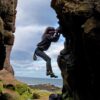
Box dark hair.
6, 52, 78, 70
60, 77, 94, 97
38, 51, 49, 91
44, 27, 55, 34
42, 27, 55, 39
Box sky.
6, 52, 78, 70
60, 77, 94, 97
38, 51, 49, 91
11, 0, 65, 79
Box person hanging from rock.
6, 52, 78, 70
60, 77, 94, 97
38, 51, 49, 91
33, 26, 61, 78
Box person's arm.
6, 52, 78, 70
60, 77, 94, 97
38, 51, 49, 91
45, 32, 60, 42
51, 26, 62, 42
51, 33, 60, 42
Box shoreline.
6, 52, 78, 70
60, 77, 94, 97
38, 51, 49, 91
29, 83, 62, 92
15, 76, 63, 88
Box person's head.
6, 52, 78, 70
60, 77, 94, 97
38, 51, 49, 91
44, 27, 55, 35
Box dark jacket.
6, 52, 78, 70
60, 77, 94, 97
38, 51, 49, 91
37, 33, 60, 51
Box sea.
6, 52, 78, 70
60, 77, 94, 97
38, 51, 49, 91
16, 77, 63, 88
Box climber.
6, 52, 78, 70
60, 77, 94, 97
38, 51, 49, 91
33, 27, 60, 78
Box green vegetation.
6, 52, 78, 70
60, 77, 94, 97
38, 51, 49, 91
0, 80, 61, 100
32, 93, 40, 99
15, 84, 31, 95
3, 84, 15, 91
0, 82, 3, 93
0, 82, 32, 100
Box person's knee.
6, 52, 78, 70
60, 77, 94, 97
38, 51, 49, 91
35, 48, 40, 54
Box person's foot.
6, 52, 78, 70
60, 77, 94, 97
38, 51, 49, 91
46, 70, 58, 78
33, 53, 37, 61
50, 73, 58, 78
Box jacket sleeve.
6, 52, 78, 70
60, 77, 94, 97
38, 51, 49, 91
51, 33, 60, 42
45, 33, 60, 42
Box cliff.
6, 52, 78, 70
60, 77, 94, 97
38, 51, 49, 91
0, 0, 17, 74
0, 69, 40, 100
0, 1, 61, 100
0, 0, 33, 99
1, 0, 100, 100
0, 70, 62, 100
51, 0, 100, 100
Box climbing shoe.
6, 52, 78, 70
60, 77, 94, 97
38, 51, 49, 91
50, 73, 58, 78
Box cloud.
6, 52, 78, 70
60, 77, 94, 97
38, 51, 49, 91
16, 0, 58, 26
45, 35, 65, 59
13, 0, 60, 53
13, 25, 46, 51
11, 0, 64, 78
12, 59, 62, 78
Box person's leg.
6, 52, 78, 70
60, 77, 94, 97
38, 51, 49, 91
35, 48, 58, 78
35, 48, 53, 73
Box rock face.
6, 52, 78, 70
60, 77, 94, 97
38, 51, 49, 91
0, 0, 17, 75
0, 69, 33, 100
51, 0, 100, 100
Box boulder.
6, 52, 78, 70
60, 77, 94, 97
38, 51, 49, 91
51, 0, 100, 100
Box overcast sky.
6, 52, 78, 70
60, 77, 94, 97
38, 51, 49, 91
11, 0, 65, 79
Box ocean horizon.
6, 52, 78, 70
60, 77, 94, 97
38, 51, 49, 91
16, 76, 63, 88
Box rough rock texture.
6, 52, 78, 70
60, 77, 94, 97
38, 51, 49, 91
0, 69, 33, 100
51, 0, 100, 100
0, 0, 17, 74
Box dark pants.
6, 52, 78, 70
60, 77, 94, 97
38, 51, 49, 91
35, 48, 53, 73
